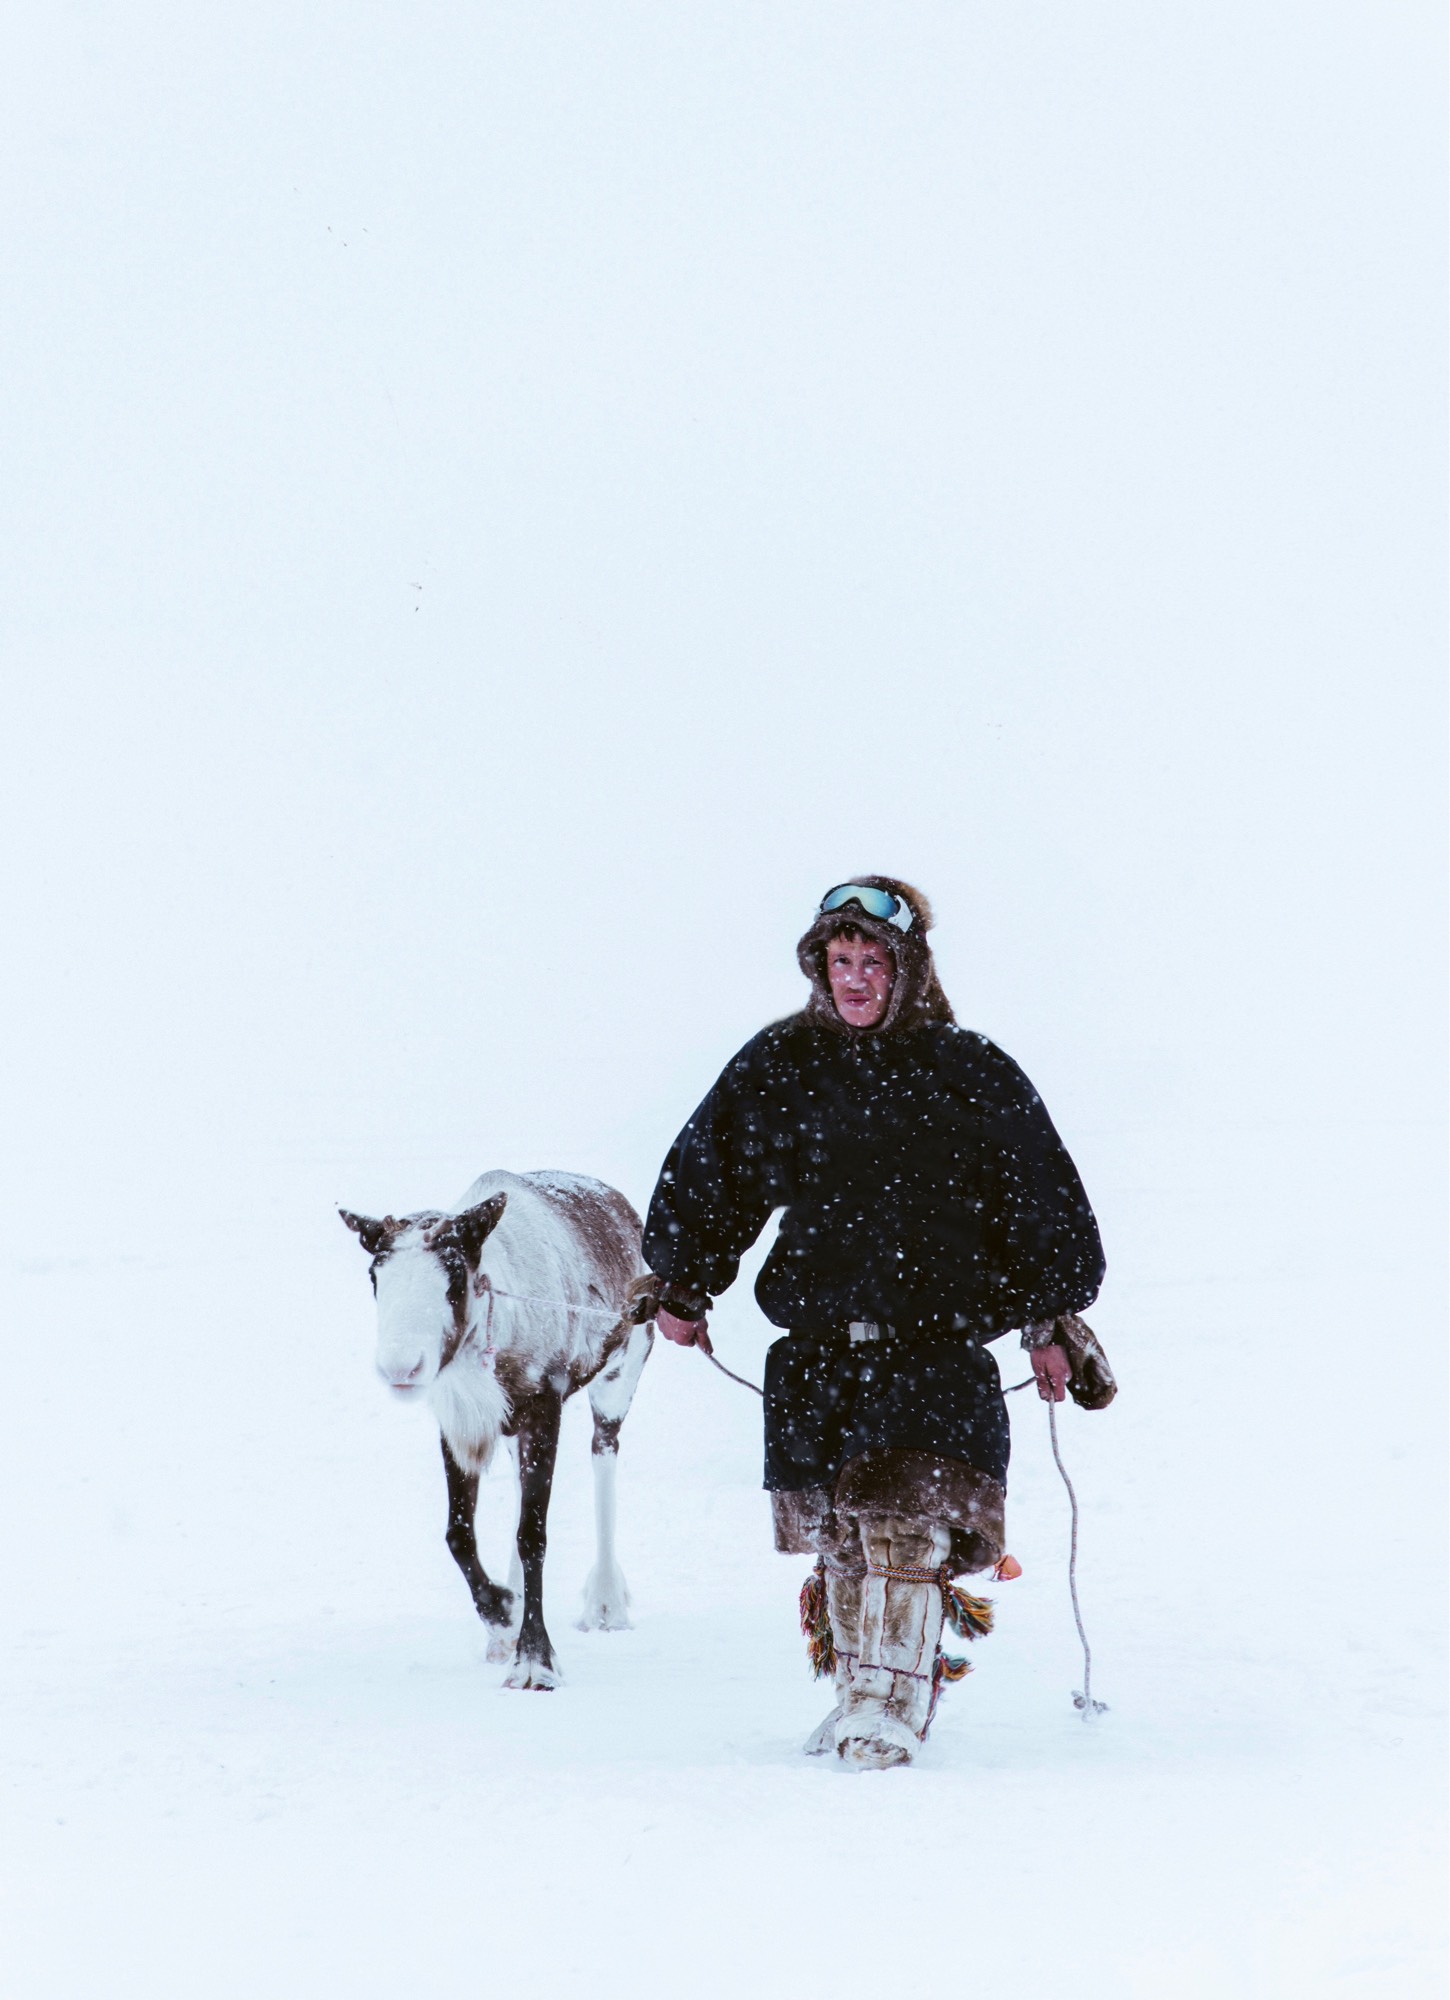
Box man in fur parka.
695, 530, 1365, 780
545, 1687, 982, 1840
643, 877, 1105, 1770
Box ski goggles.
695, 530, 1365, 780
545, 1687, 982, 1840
817, 883, 915, 932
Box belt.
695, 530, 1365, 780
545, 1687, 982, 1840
847, 1319, 894, 1343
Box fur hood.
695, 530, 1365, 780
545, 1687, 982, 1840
795, 876, 956, 1035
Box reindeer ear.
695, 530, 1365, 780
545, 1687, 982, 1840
438, 1192, 508, 1266
340, 1209, 393, 1256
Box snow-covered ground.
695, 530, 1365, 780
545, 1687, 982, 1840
1, 3, 1443, 1993
0, 1114, 1441, 1995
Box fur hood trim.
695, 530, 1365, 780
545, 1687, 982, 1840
795, 876, 956, 1035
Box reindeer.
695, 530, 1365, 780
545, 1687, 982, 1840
340, 1170, 654, 1689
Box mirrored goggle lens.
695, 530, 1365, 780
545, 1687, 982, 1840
818, 883, 912, 929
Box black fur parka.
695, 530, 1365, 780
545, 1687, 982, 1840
643, 882, 1104, 1340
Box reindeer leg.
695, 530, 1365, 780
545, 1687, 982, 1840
504, 1391, 562, 1690
503, 1435, 525, 1602
578, 1318, 652, 1631
441, 1434, 515, 1636
483, 1435, 525, 1662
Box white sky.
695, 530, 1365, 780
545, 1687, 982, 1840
0, 2, 1443, 1251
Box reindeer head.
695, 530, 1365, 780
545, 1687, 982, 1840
339, 1195, 508, 1399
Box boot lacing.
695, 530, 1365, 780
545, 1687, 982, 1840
863, 1559, 953, 1586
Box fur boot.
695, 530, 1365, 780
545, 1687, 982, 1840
803, 1557, 864, 1755
835, 1517, 950, 1771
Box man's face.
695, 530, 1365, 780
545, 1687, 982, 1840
825, 930, 895, 1029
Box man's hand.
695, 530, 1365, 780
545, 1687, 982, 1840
1031, 1342, 1070, 1403
657, 1305, 714, 1355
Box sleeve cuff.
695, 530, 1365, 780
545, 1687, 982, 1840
656, 1281, 714, 1322
1019, 1319, 1060, 1350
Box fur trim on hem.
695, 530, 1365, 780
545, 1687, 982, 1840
837, 1448, 1005, 1574
772, 1486, 833, 1555
771, 1448, 1006, 1575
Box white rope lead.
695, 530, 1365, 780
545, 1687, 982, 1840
475, 1280, 621, 1318
1046, 1395, 1107, 1719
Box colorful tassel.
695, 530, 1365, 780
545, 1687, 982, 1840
942, 1582, 995, 1642
799, 1559, 835, 1678
923, 1648, 973, 1736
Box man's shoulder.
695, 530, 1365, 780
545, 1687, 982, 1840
728, 1014, 824, 1071
927, 1025, 1037, 1099
707, 1014, 849, 1094
924, 1021, 1004, 1066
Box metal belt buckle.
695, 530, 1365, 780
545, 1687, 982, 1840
848, 1320, 883, 1343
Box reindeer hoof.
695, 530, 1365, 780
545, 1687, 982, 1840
485, 1629, 515, 1664
576, 1606, 632, 1633
504, 1658, 561, 1691
576, 1569, 632, 1632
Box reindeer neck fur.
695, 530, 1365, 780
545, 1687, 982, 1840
429, 1335, 510, 1475
413, 1235, 506, 1477
384, 1170, 640, 1477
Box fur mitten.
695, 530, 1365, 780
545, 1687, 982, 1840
1055, 1313, 1117, 1410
